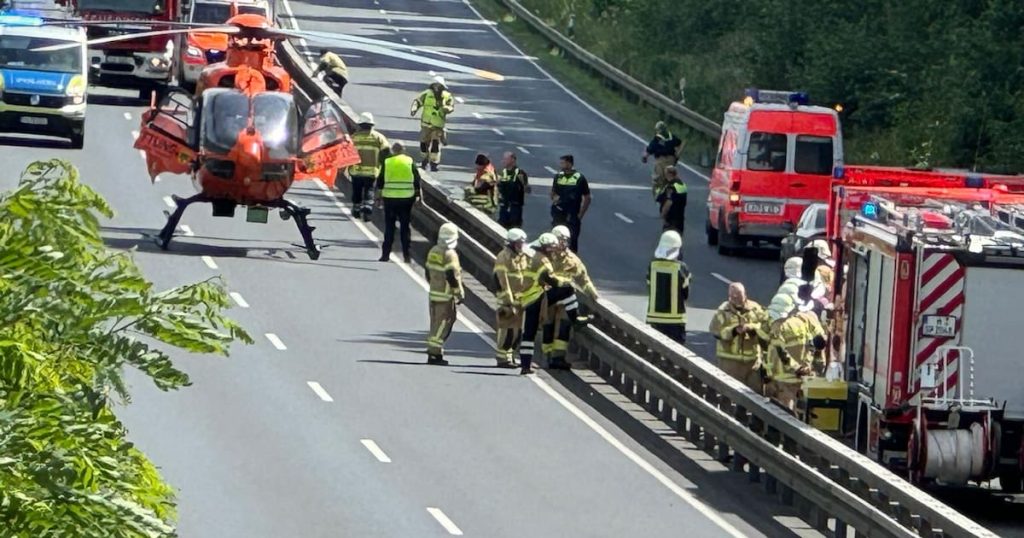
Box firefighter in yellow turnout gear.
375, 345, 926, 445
645, 230, 690, 344
544, 226, 597, 369
763, 294, 824, 410
519, 233, 584, 374
709, 282, 769, 393
347, 112, 389, 221
425, 223, 464, 365
492, 228, 531, 368
410, 76, 455, 171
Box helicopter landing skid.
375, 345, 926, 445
155, 194, 322, 261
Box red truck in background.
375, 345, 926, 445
55, 0, 182, 98
707, 89, 842, 255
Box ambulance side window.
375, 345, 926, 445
795, 135, 833, 175
746, 132, 786, 172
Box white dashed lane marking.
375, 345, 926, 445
230, 292, 250, 308
711, 272, 733, 285
360, 439, 392, 463
426, 508, 463, 536
201, 256, 218, 269
614, 212, 634, 224
265, 333, 287, 350
307, 381, 334, 402
516, 145, 530, 154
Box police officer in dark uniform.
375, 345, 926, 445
497, 151, 529, 229
549, 154, 591, 253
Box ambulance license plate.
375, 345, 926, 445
105, 55, 135, 64
921, 315, 956, 337
744, 201, 783, 215
246, 206, 269, 223
20, 116, 47, 125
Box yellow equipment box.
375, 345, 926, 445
800, 377, 848, 433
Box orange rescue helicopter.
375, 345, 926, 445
38, 13, 503, 259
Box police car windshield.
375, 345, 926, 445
77, 0, 165, 14
0, 36, 81, 73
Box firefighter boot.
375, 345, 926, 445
519, 354, 534, 375
427, 353, 449, 366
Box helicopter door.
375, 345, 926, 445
296, 98, 360, 188
135, 88, 198, 181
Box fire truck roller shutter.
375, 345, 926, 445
959, 266, 1024, 420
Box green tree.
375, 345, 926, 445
0, 159, 251, 537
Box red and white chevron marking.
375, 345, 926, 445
910, 251, 965, 399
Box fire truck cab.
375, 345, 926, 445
707, 89, 842, 255
829, 179, 1024, 492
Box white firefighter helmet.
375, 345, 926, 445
654, 230, 683, 259
507, 228, 527, 244
551, 225, 571, 243
784, 256, 803, 279
358, 112, 375, 125
776, 280, 801, 301
810, 239, 830, 258
537, 232, 559, 249
438, 223, 459, 248
432, 75, 447, 88
767, 293, 796, 322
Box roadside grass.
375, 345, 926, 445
470, 0, 717, 173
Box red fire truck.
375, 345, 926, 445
827, 174, 1024, 492
707, 89, 842, 255
56, 0, 182, 98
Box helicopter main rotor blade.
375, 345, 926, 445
308, 39, 504, 82
270, 28, 460, 59
32, 25, 241, 52
38, 19, 229, 28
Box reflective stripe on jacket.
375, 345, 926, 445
415, 89, 454, 129
426, 245, 463, 302
708, 300, 767, 361
646, 259, 689, 325
493, 247, 531, 307
349, 129, 389, 177
381, 155, 416, 199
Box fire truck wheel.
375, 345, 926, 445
705, 217, 718, 246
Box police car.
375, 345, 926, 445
0, 12, 88, 148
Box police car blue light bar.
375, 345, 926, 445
744, 88, 810, 106
0, 12, 45, 26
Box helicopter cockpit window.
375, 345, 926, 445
252, 93, 299, 159
200, 89, 249, 155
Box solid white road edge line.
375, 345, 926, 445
426, 507, 464, 536
614, 212, 634, 224
529, 376, 746, 538
314, 177, 743, 534
711, 272, 733, 285
201, 255, 218, 269
459, 0, 710, 182
360, 439, 393, 463
307, 381, 334, 402
230, 292, 250, 308
265, 333, 287, 350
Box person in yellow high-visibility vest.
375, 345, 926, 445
709, 282, 768, 393
425, 223, 464, 365
312, 49, 349, 96
410, 76, 455, 172
492, 228, 531, 368
763, 293, 822, 411
645, 230, 690, 344
375, 143, 421, 263
347, 112, 389, 221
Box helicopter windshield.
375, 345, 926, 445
252, 93, 299, 158
199, 89, 298, 158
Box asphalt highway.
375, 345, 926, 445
0, 81, 807, 536
285, 0, 787, 365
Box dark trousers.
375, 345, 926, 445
497, 204, 523, 229
325, 72, 347, 96
551, 209, 582, 252
381, 198, 414, 259
351, 176, 374, 213
652, 323, 686, 344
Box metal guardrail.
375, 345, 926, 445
493, 0, 721, 138
277, 37, 996, 538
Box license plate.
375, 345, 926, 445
105, 55, 135, 64
20, 116, 47, 125
921, 315, 956, 337
246, 206, 269, 223
744, 201, 783, 215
